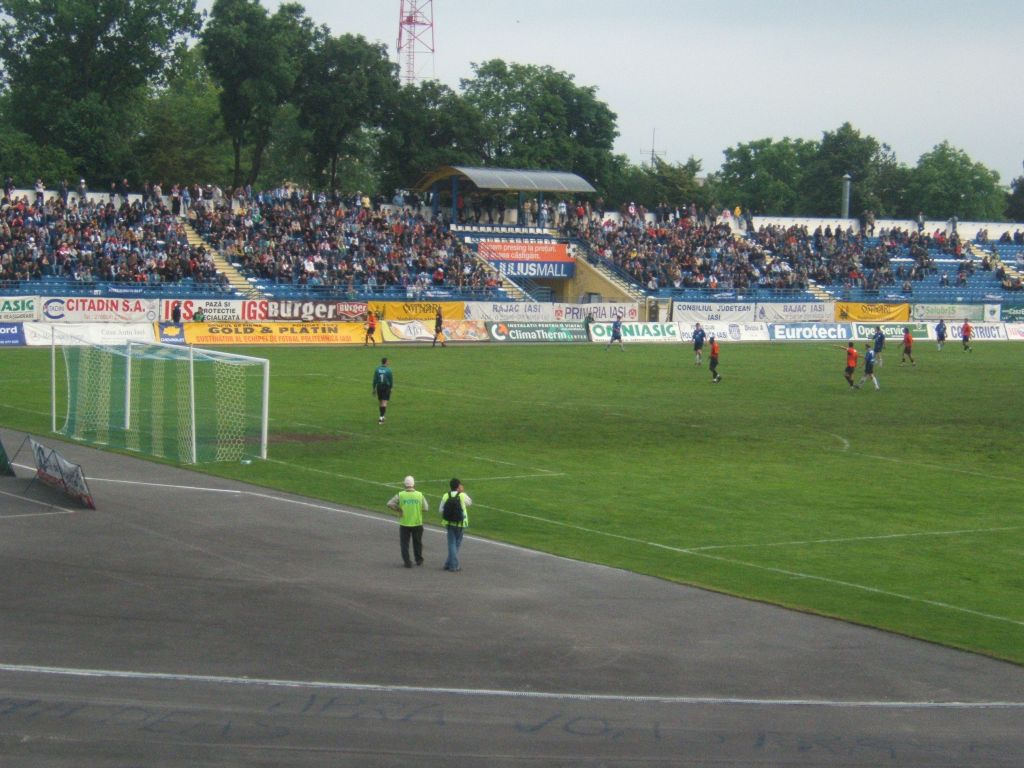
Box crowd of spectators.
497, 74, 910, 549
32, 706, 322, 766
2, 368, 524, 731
566, 206, 798, 295
191, 186, 505, 297
5, 176, 1024, 300
0, 188, 222, 288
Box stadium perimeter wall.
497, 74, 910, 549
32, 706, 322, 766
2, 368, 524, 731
2, 295, 1022, 347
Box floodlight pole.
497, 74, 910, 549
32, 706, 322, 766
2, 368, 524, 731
841, 173, 852, 219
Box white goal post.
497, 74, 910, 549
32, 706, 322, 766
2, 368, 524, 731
51, 330, 269, 464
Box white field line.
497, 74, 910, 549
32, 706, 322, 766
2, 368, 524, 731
0, 488, 81, 518
851, 451, 1024, 483
473, 502, 1024, 629
1, 663, 1022, 709
684, 548, 1024, 628
6, 445, 1020, 626
688, 525, 1024, 552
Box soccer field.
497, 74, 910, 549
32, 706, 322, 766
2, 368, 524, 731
2, 340, 1022, 663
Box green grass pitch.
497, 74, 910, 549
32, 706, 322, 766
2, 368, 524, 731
2, 340, 1022, 663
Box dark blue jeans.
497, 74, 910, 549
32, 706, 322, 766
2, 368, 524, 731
444, 525, 464, 570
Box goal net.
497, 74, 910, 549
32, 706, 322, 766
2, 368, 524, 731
51, 332, 269, 464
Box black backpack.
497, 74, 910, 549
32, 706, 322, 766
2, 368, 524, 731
442, 492, 464, 523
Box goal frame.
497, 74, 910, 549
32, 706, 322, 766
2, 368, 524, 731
51, 331, 270, 464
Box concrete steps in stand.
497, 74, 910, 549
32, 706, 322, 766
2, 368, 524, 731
181, 220, 262, 297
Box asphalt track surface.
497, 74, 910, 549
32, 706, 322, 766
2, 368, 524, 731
1, 427, 1022, 767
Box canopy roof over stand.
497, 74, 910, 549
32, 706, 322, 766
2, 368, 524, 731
413, 166, 596, 226
413, 166, 595, 194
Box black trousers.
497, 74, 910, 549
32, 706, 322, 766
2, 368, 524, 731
400, 525, 424, 565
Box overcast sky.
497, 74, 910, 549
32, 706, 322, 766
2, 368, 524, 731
200, 0, 1024, 184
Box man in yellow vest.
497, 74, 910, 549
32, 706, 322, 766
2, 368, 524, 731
387, 475, 428, 568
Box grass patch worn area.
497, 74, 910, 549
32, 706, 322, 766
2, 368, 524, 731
2, 340, 1022, 662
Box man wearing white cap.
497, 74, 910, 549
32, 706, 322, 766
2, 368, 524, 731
387, 475, 429, 568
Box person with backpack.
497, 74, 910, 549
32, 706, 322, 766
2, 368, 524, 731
386, 475, 428, 568
440, 478, 472, 572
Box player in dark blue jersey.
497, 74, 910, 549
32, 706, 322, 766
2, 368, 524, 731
935, 319, 947, 350
373, 357, 393, 423
606, 314, 624, 350
692, 323, 707, 365
855, 344, 880, 390
872, 326, 886, 367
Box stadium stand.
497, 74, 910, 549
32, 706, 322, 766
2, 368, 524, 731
4, 182, 1024, 304
190, 189, 512, 301
0, 191, 231, 298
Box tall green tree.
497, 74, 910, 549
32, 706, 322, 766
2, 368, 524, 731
202, 0, 313, 188
294, 30, 398, 190
377, 80, 486, 194
0, 110, 77, 187
134, 46, 234, 187
460, 60, 618, 187
867, 146, 913, 218
797, 122, 886, 216
717, 137, 816, 215
1006, 169, 1024, 222
906, 141, 1005, 221
0, 0, 200, 184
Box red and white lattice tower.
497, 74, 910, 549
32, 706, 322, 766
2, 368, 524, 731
397, 0, 435, 86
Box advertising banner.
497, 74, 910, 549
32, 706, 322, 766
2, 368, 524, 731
754, 302, 833, 323
479, 240, 575, 278
1004, 323, 1024, 340
29, 436, 95, 509
486, 322, 587, 343
463, 302, 556, 322
768, 323, 853, 341
0, 322, 25, 346
161, 298, 371, 323
41, 297, 160, 323
0, 296, 39, 322
1001, 305, 1024, 323
910, 303, 985, 322
462, 302, 640, 323
677, 322, 771, 342
160, 298, 238, 322
182, 322, 365, 345
371, 300, 464, 321
590, 322, 680, 343
851, 322, 929, 341
23, 322, 155, 346
672, 302, 757, 323
835, 302, 910, 322
156, 323, 188, 345
962, 323, 1009, 341
382, 320, 489, 343
552, 303, 640, 322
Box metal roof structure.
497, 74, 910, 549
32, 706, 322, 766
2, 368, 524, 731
413, 165, 596, 194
